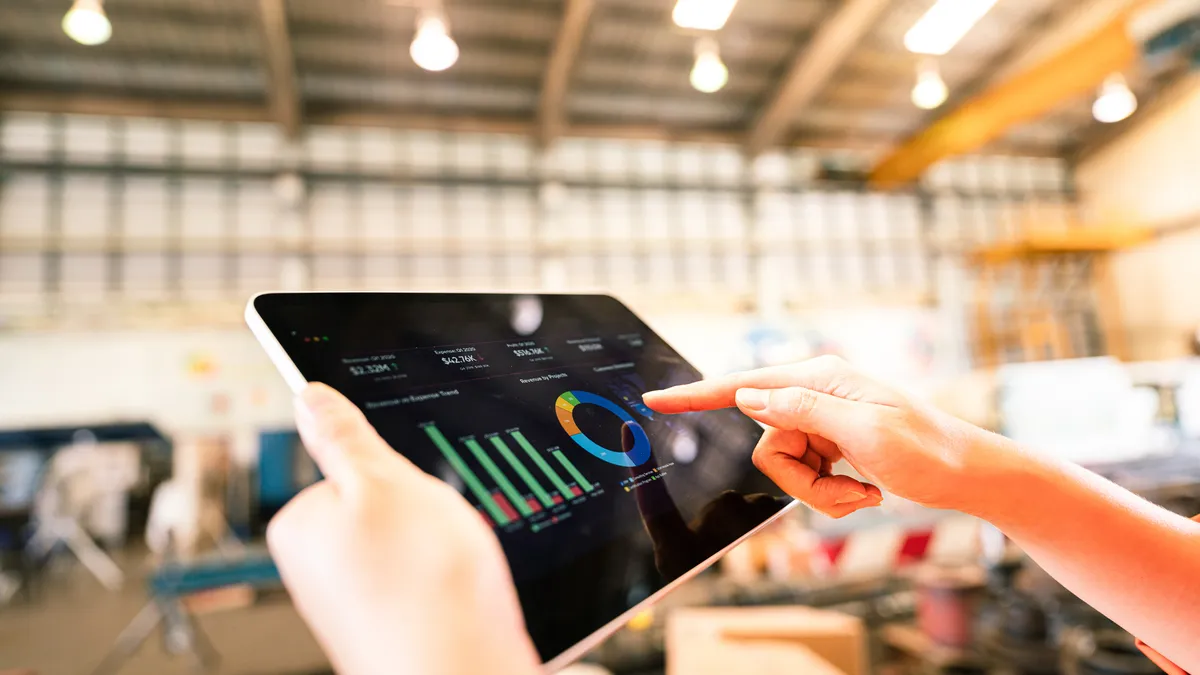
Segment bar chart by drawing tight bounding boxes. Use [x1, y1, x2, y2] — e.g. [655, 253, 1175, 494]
[420, 422, 596, 529]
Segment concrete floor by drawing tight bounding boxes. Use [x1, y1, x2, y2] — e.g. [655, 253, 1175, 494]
[0, 550, 330, 675]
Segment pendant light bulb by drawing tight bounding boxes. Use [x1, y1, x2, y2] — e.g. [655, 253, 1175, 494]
[1092, 74, 1137, 123]
[63, 0, 112, 46]
[911, 59, 948, 110]
[411, 10, 459, 72]
[690, 38, 728, 94]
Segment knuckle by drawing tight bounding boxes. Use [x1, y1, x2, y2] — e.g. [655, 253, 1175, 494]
[751, 448, 767, 471]
[323, 410, 364, 445]
[781, 388, 818, 417]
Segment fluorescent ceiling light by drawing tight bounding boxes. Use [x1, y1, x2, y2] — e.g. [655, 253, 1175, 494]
[672, 0, 739, 31]
[904, 0, 999, 55]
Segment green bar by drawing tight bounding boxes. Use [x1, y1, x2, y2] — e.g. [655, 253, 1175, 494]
[561, 391, 581, 407]
[510, 431, 573, 499]
[552, 450, 594, 492]
[489, 436, 553, 508]
[423, 425, 509, 525]
[464, 438, 531, 518]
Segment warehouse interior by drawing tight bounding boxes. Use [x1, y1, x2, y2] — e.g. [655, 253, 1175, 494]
[2, 0, 1200, 673]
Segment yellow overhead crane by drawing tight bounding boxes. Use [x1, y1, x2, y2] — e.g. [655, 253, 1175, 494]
[869, 0, 1185, 188]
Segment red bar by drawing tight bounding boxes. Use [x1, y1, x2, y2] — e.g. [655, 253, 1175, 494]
[570, 486, 583, 497]
[492, 491, 519, 521]
[526, 498, 542, 513]
[476, 507, 494, 529]
[552, 494, 564, 505]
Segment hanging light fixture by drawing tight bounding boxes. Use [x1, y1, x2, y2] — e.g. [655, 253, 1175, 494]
[410, 9, 459, 72]
[911, 58, 948, 110]
[690, 37, 728, 94]
[672, 0, 739, 31]
[62, 0, 112, 46]
[1092, 74, 1137, 123]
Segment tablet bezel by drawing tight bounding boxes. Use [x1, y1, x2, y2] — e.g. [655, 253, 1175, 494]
[245, 291, 799, 672]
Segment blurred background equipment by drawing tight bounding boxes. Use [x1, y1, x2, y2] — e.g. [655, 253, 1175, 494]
[1, 0, 1200, 672]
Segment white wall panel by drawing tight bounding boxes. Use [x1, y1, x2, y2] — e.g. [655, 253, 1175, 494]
[638, 190, 672, 241]
[459, 253, 494, 286]
[1, 113, 53, 160]
[311, 184, 352, 243]
[453, 134, 489, 173]
[123, 253, 168, 299]
[314, 254, 355, 289]
[712, 194, 745, 240]
[363, 254, 402, 286]
[123, 118, 170, 165]
[499, 189, 534, 239]
[500, 253, 537, 287]
[59, 253, 105, 299]
[406, 131, 444, 173]
[306, 126, 351, 170]
[0, 253, 44, 297]
[358, 127, 395, 171]
[411, 186, 447, 242]
[63, 115, 114, 163]
[0, 174, 49, 239]
[180, 179, 224, 242]
[237, 254, 278, 292]
[123, 177, 169, 241]
[181, 121, 227, 167]
[361, 185, 399, 244]
[181, 253, 224, 297]
[679, 191, 710, 239]
[455, 186, 492, 239]
[61, 176, 110, 240]
[597, 189, 633, 242]
[236, 122, 279, 169]
[234, 181, 275, 243]
[412, 254, 450, 288]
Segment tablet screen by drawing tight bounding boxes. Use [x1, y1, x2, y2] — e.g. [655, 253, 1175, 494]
[253, 293, 791, 662]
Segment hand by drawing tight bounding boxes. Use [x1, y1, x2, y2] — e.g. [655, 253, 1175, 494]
[643, 355, 998, 518]
[267, 383, 540, 675]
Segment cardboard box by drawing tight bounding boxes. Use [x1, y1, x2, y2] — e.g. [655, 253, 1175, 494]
[667, 606, 866, 675]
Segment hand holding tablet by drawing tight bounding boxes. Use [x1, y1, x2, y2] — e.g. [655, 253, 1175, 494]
[269, 383, 540, 675]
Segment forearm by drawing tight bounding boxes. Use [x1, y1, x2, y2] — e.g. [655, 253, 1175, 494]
[963, 435, 1200, 671]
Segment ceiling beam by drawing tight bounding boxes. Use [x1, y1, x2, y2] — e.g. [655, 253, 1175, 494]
[537, 0, 595, 147]
[869, 0, 1158, 187]
[0, 91, 270, 123]
[0, 90, 1069, 157]
[745, 0, 892, 156]
[256, 0, 302, 140]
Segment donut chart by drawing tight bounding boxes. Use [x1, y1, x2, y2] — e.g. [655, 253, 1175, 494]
[555, 390, 651, 467]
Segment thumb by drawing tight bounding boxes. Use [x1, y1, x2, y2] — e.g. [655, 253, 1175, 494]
[735, 386, 867, 445]
[293, 383, 406, 493]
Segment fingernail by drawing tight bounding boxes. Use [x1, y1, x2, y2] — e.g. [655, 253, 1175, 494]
[834, 491, 867, 505]
[736, 388, 768, 411]
[299, 383, 340, 414]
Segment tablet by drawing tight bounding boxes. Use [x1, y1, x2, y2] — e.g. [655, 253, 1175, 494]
[246, 292, 795, 669]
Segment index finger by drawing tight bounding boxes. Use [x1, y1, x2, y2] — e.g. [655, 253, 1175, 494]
[643, 359, 841, 413]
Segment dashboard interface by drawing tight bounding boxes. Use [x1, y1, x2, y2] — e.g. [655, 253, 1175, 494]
[253, 293, 790, 662]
